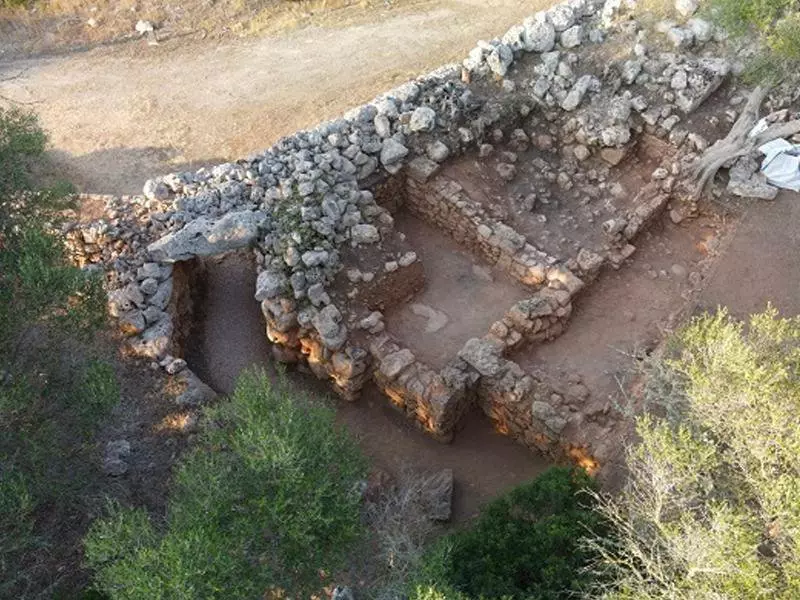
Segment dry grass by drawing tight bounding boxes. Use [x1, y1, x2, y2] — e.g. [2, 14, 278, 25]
[362, 468, 448, 600]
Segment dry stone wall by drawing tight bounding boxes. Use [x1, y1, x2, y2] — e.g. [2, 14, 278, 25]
[64, 0, 800, 473]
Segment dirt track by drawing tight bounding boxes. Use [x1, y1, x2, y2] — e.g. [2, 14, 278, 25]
[0, 0, 548, 195]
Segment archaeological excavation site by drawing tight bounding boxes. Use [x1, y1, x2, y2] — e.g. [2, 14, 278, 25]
[65, 0, 800, 483]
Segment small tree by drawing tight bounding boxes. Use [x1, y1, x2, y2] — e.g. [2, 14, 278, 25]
[84, 369, 367, 599]
[584, 308, 800, 600]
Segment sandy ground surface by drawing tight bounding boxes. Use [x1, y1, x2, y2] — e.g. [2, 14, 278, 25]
[0, 0, 551, 195]
[185, 252, 549, 523]
[385, 212, 530, 369]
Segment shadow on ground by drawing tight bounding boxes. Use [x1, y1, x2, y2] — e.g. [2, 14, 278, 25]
[43, 147, 229, 195]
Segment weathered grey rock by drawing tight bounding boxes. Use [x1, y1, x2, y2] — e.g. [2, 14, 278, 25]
[426, 140, 451, 162]
[381, 349, 416, 378]
[458, 338, 504, 376]
[139, 277, 159, 296]
[119, 310, 146, 335]
[487, 44, 514, 77]
[148, 211, 265, 262]
[622, 59, 642, 84]
[359, 311, 385, 333]
[380, 138, 409, 166]
[671, 69, 688, 90]
[149, 278, 173, 310]
[561, 74, 596, 111]
[143, 179, 169, 201]
[531, 400, 568, 433]
[675, 0, 698, 17]
[408, 157, 440, 183]
[727, 174, 778, 200]
[549, 4, 576, 31]
[307, 283, 330, 307]
[255, 270, 286, 301]
[129, 317, 173, 359]
[174, 369, 218, 406]
[301, 250, 330, 267]
[675, 58, 730, 113]
[420, 468, 454, 521]
[374, 114, 392, 139]
[502, 24, 526, 51]
[523, 14, 556, 52]
[410, 106, 437, 132]
[312, 304, 347, 350]
[666, 26, 693, 49]
[351, 223, 381, 245]
[601, 125, 631, 147]
[560, 24, 584, 48]
[398, 251, 418, 267]
[687, 18, 713, 43]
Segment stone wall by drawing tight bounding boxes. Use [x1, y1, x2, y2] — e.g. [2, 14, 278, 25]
[61, 0, 757, 475]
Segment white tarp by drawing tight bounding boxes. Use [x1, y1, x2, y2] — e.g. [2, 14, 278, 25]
[750, 118, 800, 192]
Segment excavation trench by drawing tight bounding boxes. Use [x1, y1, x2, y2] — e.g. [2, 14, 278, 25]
[182, 250, 549, 522]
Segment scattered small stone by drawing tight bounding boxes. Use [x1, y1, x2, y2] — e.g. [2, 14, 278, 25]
[496, 162, 517, 181]
[671, 264, 688, 279]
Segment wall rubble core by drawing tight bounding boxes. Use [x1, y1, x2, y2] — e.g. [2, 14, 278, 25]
[64, 0, 782, 475]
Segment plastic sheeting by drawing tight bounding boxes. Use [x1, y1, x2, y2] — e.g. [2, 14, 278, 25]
[750, 118, 800, 192]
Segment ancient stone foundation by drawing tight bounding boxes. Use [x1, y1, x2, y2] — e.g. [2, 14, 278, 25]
[64, 0, 781, 474]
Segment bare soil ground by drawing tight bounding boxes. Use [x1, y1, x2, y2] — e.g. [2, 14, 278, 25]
[0, 0, 553, 195]
[385, 211, 530, 369]
[696, 190, 800, 319]
[185, 252, 549, 523]
[515, 206, 733, 410]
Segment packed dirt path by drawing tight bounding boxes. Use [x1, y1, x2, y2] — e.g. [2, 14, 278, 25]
[185, 252, 549, 523]
[0, 0, 550, 196]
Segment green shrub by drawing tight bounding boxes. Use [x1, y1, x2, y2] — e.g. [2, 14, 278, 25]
[584, 308, 800, 599]
[411, 467, 603, 600]
[85, 369, 367, 600]
[0, 105, 116, 598]
[703, 0, 800, 82]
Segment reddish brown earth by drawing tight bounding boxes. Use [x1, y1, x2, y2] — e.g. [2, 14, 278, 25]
[514, 207, 731, 410]
[184, 251, 549, 523]
[695, 190, 800, 320]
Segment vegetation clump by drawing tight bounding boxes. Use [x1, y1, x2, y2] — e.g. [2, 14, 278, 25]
[410, 467, 603, 600]
[0, 105, 116, 598]
[84, 369, 367, 600]
[584, 308, 800, 599]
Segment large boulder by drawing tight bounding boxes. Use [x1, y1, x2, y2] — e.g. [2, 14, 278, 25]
[523, 14, 556, 52]
[147, 210, 266, 262]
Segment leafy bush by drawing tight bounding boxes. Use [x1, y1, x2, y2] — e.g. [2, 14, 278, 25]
[584, 308, 800, 599]
[85, 369, 367, 600]
[0, 105, 116, 598]
[703, 0, 800, 82]
[411, 467, 603, 600]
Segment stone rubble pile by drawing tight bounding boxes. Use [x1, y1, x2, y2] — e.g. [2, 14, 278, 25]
[63, 0, 792, 474]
